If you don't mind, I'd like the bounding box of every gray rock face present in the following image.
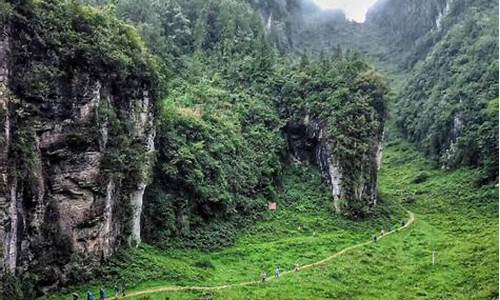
[366,0,449,46]
[284,118,382,213]
[0,21,13,274]
[0,23,155,288]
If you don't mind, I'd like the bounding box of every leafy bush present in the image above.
[1,272,37,300]
[193,258,215,270]
[1,273,23,300]
[412,171,430,184]
[0,1,11,25]
[402,192,416,204]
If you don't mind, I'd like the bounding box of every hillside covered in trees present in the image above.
[0,0,497,298]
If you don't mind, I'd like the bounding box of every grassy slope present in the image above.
[47,164,405,299]
[120,140,498,299]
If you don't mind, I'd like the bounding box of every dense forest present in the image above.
[74,0,389,249]
[396,0,498,179]
[0,0,497,298]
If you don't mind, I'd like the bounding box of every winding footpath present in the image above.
[124,210,416,299]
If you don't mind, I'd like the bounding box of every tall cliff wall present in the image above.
[0,1,157,290]
[284,120,381,213]
[278,58,388,218]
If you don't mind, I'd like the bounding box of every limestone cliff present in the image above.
[284,119,382,214]
[0,1,157,290]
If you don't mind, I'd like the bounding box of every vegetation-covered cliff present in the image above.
[394,0,498,179]
[0,0,159,294]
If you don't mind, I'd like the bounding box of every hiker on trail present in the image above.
[372,234,377,243]
[275,266,281,278]
[381,229,385,235]
[72,292,79,300]
[121,285,126,297]
[294,263,299,272]
[260,272,267,282]
[99,288,106,300]
[114,285,119,300]
[87,291,96,300]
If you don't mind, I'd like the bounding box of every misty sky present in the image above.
[313,0,379,22]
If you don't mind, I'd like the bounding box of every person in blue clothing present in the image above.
[87,291,96,300]
[275,266,281,278]
[99,288,106,300]
[114,285,120,300]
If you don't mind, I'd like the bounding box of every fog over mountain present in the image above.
[313,0,379,22]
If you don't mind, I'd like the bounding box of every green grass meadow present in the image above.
[47,140,498,300]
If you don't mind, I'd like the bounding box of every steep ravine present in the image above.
[0,0,397,294]
[267,0,497,178]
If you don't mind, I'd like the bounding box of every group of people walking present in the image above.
[373,220,407,243]
[72,285,125,300]
[260,263,300,283]
[72,220,408,298]
[260,266,278,283]
[260,221,407,283]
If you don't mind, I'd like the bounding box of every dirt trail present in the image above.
[124,210,416,299]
